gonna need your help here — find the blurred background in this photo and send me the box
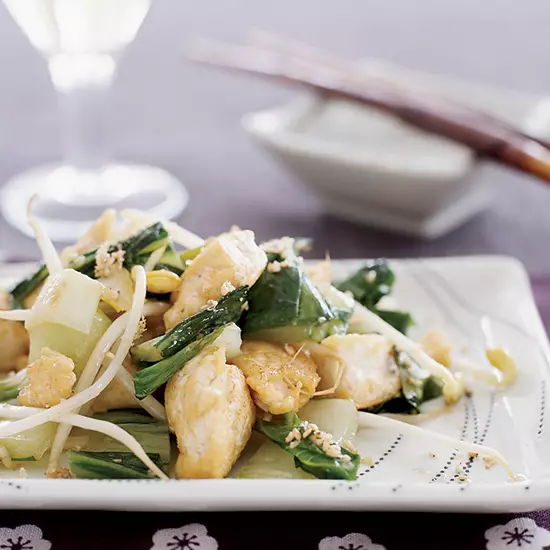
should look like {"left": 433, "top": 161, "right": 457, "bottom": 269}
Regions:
{"left": 0, "top": 0, "right": 549, "bottom": 271}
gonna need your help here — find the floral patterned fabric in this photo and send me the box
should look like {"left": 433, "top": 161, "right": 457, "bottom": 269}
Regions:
{"left": 1, "top": 278, "right": 550, "bottom": 549}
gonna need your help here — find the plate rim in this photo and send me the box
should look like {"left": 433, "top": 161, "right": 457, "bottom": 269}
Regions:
{"left": 1, "top": 254, "right": 548, "bottom": 513}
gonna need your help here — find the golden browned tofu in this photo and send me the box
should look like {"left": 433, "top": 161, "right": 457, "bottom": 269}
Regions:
{"left": 316, "top": 334, "right": 401, "bottom": 409}
{"left": 165, "top": 346, "right": 255, "bottom": 479}
{"left": 0, "top": 291, "right": 29, "bottom": 372}
{"left": 19, "top": 348, "right": 76, "bottom": 408}
{"left": 231, "top": 340, "right": 320, "bottom": 415}
{"left": 164, "top": 230, "right": 267, "bottom": 330}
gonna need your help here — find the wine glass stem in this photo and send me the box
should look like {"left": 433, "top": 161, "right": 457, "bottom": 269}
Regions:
{"left": 47, "top": 53, "right": 118, "bottom": 199}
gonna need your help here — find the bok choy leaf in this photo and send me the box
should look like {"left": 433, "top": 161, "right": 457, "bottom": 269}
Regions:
{"left": 11, "top": 223, "right": 169, "bottom": 307}
{"left": 132, "top": 286, "right": 248, "bottom": 363}
{"left": 255, "top": 413, "right": 360, "bottom": 480}
{"left": 337, "top": 260, "right": 413, "bottom": 334}
{"left": 68, "top": 451, "right": 164, "bottom": 479}
{"left": 133, "top": 326, "right": 226, "bottom": 398}
{"left": 68, "top": 410, "right": 170, "bottom": 479}
{"left": 0, "top": 369, "right": 26, "bottom": 402}
{"left": 366, "top": 350, "right": 443, "bottom": 414}
{"left": 242, "top": 251, "right": 345, "bottom": 343}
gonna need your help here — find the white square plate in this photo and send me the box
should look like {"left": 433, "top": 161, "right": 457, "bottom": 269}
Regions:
{"left": 1, "top": 256, "right": 549, "bottom": 512}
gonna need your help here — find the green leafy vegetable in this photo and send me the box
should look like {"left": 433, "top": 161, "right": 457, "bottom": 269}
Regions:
{"left": 132, "top": 287, "right": 248, "bottom": 363}
{"left": 179, "top": 245, "right": 203, "bottom": 266}
{"left": 255, "top": 414, "right": 360, "bottom": 480}
{"left": 68, "top": 451, "right": 164, "bottom": 479}
{"left": 11, "top": 265, "right": 48, "bottom": 309}
{"left": 337, "top": 260, "right": 413, "bottom": 334}
{"left": 337, "top": 260, "right": 394, "bottom": 308}
{"left": 73, "top": 222, "right": 169, "bottom": 277}
{"left": 82, "top": 410, "right": 171, "bottom": 464}
{"left": 242, "top": 252, "right": 344, "bottom": 343}
{"left": 133, "top": 326, "right": 225, "bottom": 398}
{"left": 366, "top": 350, "right": 443, "bottom": 414}
{"left": 0, "top": 369, "right": 26, "bottom": 402}
{"left": 153, "top": 245, "right": 184, "bottom": 276}
{"left": 375, "top": 309, "right": 414, "bottom": 334}
{"left": 68, "top": 410, "right": 171, "bottom": 479}
{"left": 10, "top": 223, "right": 169, "bottom": 307}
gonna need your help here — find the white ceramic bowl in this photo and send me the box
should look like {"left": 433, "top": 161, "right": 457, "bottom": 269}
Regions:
{"left": 243, "top": 61, "right": 550, "bottom": 239}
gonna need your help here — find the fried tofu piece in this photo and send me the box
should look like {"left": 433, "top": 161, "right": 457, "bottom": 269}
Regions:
{"left": 231, "top": 340, "right": 320, "bottom": 415}
{"left": 165, "top": 346, "right": 255, "bottom": 479}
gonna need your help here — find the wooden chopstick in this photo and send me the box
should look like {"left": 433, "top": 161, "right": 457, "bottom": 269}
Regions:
{"left": 187, "top": 37, "right": 550, "bottom": 184}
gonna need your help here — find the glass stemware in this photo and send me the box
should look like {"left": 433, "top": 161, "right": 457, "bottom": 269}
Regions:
{"left": 1, "top": 0, "right": 188, "bottom": 241}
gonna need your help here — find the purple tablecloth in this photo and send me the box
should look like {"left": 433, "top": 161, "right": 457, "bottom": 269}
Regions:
{"left": 0, "top": 276, "right": 546, "bottom": 550}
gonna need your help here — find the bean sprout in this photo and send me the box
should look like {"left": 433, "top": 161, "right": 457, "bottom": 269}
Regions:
{"left": 357, "top": 411, "right": 514, "bottom": 478}
{"left": 353, "top": 303, "right": 463, "bottom": 402}
{"left": 27, "top": 196, "right": 62, "bottom": 276}
{"left": 0, "top": 266, "right": 146, "bottom": 439}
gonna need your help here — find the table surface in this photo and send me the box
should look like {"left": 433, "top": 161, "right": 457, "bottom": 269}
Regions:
{"left": 1, "top": 0, "right": 550, "bottom": 273}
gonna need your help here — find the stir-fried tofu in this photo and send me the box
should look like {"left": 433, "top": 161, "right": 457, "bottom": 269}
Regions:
{"left": 19, "top": 348, "right": 76, "bottom": 408}
{"left": 314, "top": 334, "right": 401, "bottom": 409}
{"left": 164, "top": 230, "right": 267, "bottom": 330}
{"left": 165, "top": 346, "right": 255, "bottom": 478}
{"left": 0, "top": 291, "right": 29, "bottom": 373}
{"left": 231, "top": 340, "right": 320, "bottom": 415}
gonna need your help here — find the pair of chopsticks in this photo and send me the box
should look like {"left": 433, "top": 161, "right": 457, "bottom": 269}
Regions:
{"left": 187, "top": 31, "right": 550, "bottom": 184}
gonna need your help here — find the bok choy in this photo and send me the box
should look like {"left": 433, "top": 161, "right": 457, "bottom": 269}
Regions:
{"left": 133, "top": 325, "right": 228, "bottom": 398}
{"left": 366, "top": 350, "right": 443, "bottom": 414}
{"left": 337, "top": 260, "right": 413, "bottom": 334}
{"left": 11, "top": 223, "right": 169, "bottom": 307}
{"left": 132, "top": 286, "right": 248, "bottom": 363}
{"left": 254, "top": 412, "right": 360, "bottom": 480}
{"left": 242, "top": 251, "right": 349, "bottom": 343}
{"left": 68, "top": 410, "right": 170, "bottom": 479}
{"left": 0, "top": 370, "right": 27, "bottom": 403}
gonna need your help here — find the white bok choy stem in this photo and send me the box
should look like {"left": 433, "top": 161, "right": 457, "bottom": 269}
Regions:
{"left": 63, "top": 413, "right": 168, "bottom": 480}
{"left": 0, "top": 406, "right": 166, "bottom": 479}
{"left": 143, "top": 245, "right": 167, "bottom": 272}
{"left": 47, "top": 314, "right": 129, "bottom": 473}
{"left": 0, "top": 405, "right": 167, "bottom": 479}
{"left": 27, "top": 197, "right": 62, "bottom": 276}
{"left": 0, "top": 310, "right": 31, "bottom": 322}
{"left": 113, "top": 367, "right": 167, "bottom": 422}
{"left": 353, "top": 303, "right": 463, "bottom": 402}
{"left": 357, "top": 411, "right": 514, "bottom": 478}
{"left": 0, "top": 266, "right": 146, "bottom": 438}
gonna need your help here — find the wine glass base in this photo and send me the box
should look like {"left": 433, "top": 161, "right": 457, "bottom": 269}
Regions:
{"left": 0, "top": 163, "right": 189, "bottom": 242}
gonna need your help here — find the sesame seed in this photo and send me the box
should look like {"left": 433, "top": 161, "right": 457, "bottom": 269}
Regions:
{"left": 285, "top": 432, "right": 295, "bottom": 444}
{"left": 341, "top": 455, "right": 352, "bottom": 464}
{"left": 326, "top": 445, "right": 341, "bottom": 458}
{"left": 221, "top": 281, "right": 236, "bottom": 296}
{"left": 289, "top": 440, "right": 300, "bottom": 449}
{"left": 365, "top": 271, "right": 377, "bottom": 283}
{"left": 429, "top": 451, "right": 436, "bottom": 458}
{"left": 468, "top": 452, "right": 479, "bottom": 459}
{"left": 291, "top": 428, "right": 301, "bottom": 441}
{"left": 302, "top": 427, "right": 313, "bottom": 438}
